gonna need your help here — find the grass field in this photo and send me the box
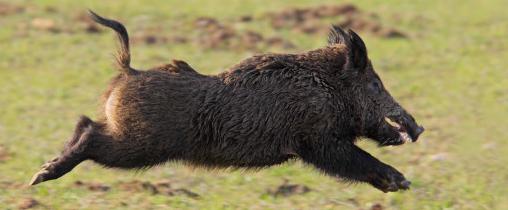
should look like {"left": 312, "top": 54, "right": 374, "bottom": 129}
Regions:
{"left": 1, "top": 0, "right": 507, "bottom": 209}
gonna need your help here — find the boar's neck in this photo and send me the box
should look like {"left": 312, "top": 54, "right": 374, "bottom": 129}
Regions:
{"left": 295, "top": 45, "right": 348, "bottom": 75}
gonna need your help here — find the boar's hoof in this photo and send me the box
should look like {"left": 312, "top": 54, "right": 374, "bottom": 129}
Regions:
{"left": 29, "top": 157, "right": 61, "bottom": 186}
{"left": 369, "top": 168, "right": 410, "bottom": 193}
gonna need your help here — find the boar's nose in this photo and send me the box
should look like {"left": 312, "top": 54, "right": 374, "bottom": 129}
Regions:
{"left": 413, "top": 126, "right": 424, "bottom": 141}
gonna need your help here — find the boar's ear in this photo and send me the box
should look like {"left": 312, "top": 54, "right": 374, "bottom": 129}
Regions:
{"left": 347, "top": 29, "right": 368, "bottom": 70}
{"left": 328, "top": 25, "right": 350, "bottom": 46}
{"left": 328, "top": 26, "right": 368, "bottom": 70}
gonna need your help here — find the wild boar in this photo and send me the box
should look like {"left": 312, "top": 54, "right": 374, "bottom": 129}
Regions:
{"left": 30, "top": 10, "right": 424, "bottom": 193}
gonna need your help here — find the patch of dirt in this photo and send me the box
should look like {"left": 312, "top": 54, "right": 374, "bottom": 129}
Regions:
{"left": 238, "top": 30, "right": 264, "bottom": 50}
{"left": 132, "top": 33, "right": 168, "bottom": 45}
{"left": 193, "top": 17, "right": 238, "bottom": 49}
{"left": 238, "top": 15, "right": 253, "bottom": 22}
{"left": 44, "top": 6, "right": 58, "bottom": 13}
{"left": 26, "top": 11, "right": 103, "bottom": 34}
{"left": 266, "top": 3, "right": 407, "bottom": 39}
{"left": 73, "top": 180, "right": 110, "bottom": 192}
{"left": 64, "top": 12, "right": 293, "bottom": 51}
{"left": 193, "top": 16, "right": 295, "bottom": 51}
{"left": 267, "top": 179, "right": 311, "bottom": 197}
{"left": 265, "top": 36, "right": 296, "bottom": 49}
{"left": 370, "top": 203, "right": 384, "bottom": 210}
{"left": 74, "top": 12, "right": 102, "bottom": 33}
{"left": 0, "top": 145, "right": 9, "bottom": 162}
{"left": 131, "top": 24, "right": 163, "bottom": 45}
{"left": 267, "top": 4, "right": 359, "bottom": 30}
{"left": 335, "top": 15, "right": 407, "bottom": 38}
{"left": 131, "top": 16, "right": 294, "bottom": 51}
{"left": 18, "top": 198, "right": 39, "bottom": 209}
{"left": 30, "top": 18, "right": 60, "bottom": 33}
{"left": 0, "top": 181, "right": 24, "bottom": 189}
{"left": 130, "top": 23, "right": 188, "bottom": 46}
{"left": 117, "top": 180, "right": 199, "bottom": 199}
{"left": 0, "top": 2, "right": 24, "bottom": 16}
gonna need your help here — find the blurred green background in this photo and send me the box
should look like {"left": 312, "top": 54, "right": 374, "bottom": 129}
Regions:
{"left": 1, "top": 0, "right": 507, "bottom": 209}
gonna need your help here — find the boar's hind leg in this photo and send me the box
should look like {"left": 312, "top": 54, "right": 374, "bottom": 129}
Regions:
{"left": 30, "top": 116, "right": 98, "bottom": 186}
{"left": 297, "top": 140, "right": 411, "bottom": 193}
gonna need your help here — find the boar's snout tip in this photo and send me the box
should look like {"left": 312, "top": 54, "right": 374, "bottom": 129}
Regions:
{"left": 413, "top": 126, "right": 424, "bottom": 141}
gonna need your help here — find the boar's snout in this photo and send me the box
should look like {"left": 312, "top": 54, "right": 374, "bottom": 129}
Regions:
{"left": 383, "top": 109, "right": 424, "bottom": 144}
{"left": 412, "top": 125, "right": 424, "bottom": 141}
{"left": 405, "top": 119, "right": 424, "bottom": 142}
{"left": 400, "top": 113, "right": 424, "bottom": 142}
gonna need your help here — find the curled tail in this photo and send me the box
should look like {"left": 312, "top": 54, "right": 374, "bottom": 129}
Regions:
{"left": 88, "top": 10, "right": 137, "bottom": 75}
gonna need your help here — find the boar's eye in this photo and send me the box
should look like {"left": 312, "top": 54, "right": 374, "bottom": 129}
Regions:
{"left": 368, "top": 81, "right": 382, "bottom": 94}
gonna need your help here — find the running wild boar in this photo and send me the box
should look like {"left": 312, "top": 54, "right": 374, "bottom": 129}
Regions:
{"left": 30, "top": 10, "right": 424, "bottom": 193}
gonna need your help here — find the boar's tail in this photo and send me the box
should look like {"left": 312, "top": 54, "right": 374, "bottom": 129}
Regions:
{"left": 88, "top": 10, "right": 137, "bottom": 75}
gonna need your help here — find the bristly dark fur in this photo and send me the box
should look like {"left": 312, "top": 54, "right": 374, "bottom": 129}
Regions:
{"left": 29, "top": 11, "right": 423, "bottom": 193}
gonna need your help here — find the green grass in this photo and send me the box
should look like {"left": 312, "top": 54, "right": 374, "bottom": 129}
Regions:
{"left": 1, "top": 0, "right": 507, "bottom": 209}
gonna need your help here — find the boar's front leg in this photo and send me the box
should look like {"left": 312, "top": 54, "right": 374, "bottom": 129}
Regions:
{"left": 297, "top": 140, "right": 411, "bottom": 192}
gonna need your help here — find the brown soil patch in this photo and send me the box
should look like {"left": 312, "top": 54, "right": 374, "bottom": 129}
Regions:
{"left": 74, "top": 12, "right": 102, "bottom": 33}
{"left": 265, "top": 36, "right": 296, "bottom": 49}
{"left": 194, "top": 17, "right": 238, "bottom": 49}
{"left": 132, "top": 33, "right": 168, "bottom": 45}
{"left": 238, "top": 15, "right": 253, "bottom": 22}
{"left": 117, "top": 180, "right": 199, "bottom": 198}
{"left": 335, "top": 15, "right": 407, "bottom": 38}
{"left": 130, "top": 23, "right": 188, "bottom": 45}
{"left": 267, "top": 4, "right": 359, "bottom": 30}
{"left": 73, "top": 180, "right": 110, "bottom": 192}
{"left": 44, "top": 6, "right": 58, "bottom": 13}
{"left": 65, "top": 12, "right": 294, "bottom": 51}
{"left": 267, "top": 179, "right": 311, "bottom": 197}
{"left": 30, "top": 18, "right": 60, "bottom": 33}
{"left": 18, "top": 198, "right": 39, "bottom": 209}
{"left": 28, "top": 11, "right": 102, "bottom": 34}
{"left": 239, "top": 30, "right": 264, "bottom": 50}
{"left": 0, "top": 2, "right": 24, "bottom": 16}
{"left": 0, "top": 145, "right": 9, "bottom": 162}
{"left": 371, "top": 203, "right": 384, "bottom": 210}
{"left": 0, "top": 181, "right": 25, "bottom": 189}
{"left": 129, "top": 16, "right": 295, "bottom": 51}
{"left": 266, "top": 3, "right": 407, "bottom": 39}
{"left": 193, "top": 16, "right": 295, "bottom": 51}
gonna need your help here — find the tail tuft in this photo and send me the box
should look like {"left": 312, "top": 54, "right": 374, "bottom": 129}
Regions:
{"left": 88, "top": 10, "right": 137, "bottom": 75}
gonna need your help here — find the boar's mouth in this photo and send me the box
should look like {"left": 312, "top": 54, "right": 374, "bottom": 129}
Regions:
{"left": 381, "top": 115, "right": 424, "bottom": 146}
{"left": 384, "top": 117, "right": 413, "bottom": 143}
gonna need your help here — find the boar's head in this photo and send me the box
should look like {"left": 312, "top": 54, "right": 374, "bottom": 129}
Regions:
{"left": 328, "top": 26, "right": 424, "bottom": 146}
